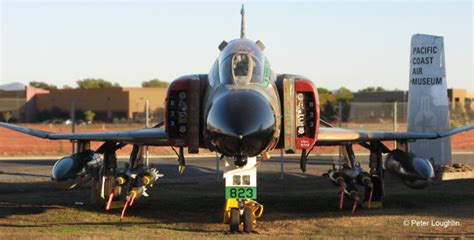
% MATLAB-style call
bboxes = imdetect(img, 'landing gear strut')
[88,142,163,221]
[327,142,389,212]
[89,142,125,207]
[360,141,390,208]
[171,146,186,174]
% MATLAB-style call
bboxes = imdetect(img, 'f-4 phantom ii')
[1,5,473,233]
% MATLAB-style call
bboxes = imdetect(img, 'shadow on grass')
[0,220,223,233]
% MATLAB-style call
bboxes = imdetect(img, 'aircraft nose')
[206,90,276,157]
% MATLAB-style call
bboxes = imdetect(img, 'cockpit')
[218,39,266,85]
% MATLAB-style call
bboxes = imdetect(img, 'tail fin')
[407,34,451,165]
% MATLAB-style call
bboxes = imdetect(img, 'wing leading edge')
[316,125,474,146]
[0,122,169,146]
[2,122,472,147]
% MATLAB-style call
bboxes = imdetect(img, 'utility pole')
[71,100,76,153]
[145,100,150,128]
[338,101,343,165]
[393,101,398,132]
[145,100,150,167]
[394,101,398,149]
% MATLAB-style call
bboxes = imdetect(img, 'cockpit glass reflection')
[233,53,250,77]
[219,39,265,85]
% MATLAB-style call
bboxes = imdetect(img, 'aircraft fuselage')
[203,39,282,162]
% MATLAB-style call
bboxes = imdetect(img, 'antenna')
[240,4,245,39]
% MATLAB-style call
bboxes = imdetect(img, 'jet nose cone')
[206,90,276,157]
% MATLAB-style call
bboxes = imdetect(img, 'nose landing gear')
[224,199,264,233]
[223,156,263,233]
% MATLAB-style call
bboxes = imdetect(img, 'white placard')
[224,157,257,187]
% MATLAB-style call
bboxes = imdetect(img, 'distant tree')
[358,87,375,93]
[334,87,353,122]
[30,81,57,91]
[317,87,331,94]
[317,88,337,122]
[375,86,385,92]
[335,87,353,102]
[63,85,73,89]
[76,78,120,89]
[358,86,386,93]
[142,79,169,88]
[317,87,335,105]
[84,110,95,124]
[3,112,12,123]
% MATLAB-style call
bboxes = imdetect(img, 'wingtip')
[0,122,50,138]
[439,124,474,138]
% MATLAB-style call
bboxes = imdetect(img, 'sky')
[1,0,473,91]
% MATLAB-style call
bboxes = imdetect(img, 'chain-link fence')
[321,101,473,131]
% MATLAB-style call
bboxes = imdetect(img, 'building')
[35,87,167,121]
[0,85,49,122]
[448,88,474,110]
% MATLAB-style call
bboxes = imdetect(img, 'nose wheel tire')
[228,206,255,233]
[229,208,240,233]
[243,206,254,233]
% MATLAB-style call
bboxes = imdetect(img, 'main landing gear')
[88,142,163,221]
[326,142,389,213]
[222,156,264,233]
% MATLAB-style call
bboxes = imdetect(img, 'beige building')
[0,86,49,122]
[36,87,167,121]
[448,88,474,110]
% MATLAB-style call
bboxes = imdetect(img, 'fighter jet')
[1,5,473,233]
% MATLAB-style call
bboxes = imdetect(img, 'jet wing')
[315,125,474,146]
[0,122,169,146]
